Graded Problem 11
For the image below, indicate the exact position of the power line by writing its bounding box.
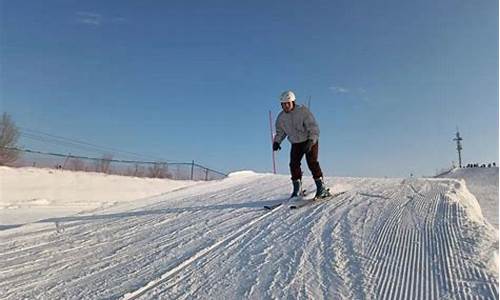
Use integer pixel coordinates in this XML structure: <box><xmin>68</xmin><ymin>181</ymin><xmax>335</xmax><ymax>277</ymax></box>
<box><xmin>20</xmin><ymin>127</ymin><xmax>158</xmax><ymax>159</ymax></box>
<box><xmin>20</xmin><ymin>132</ymin><xmax>116</xmax><ymax>156</ymax></box>
<box><xmin>18</xmin><ymin>127</ymin><xmax>168</xmax><ymax>162</ymax></box>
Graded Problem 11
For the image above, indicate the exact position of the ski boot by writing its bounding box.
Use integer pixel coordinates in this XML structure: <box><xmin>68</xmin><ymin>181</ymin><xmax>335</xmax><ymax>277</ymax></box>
<box><xmin>314</xmin><ymin>178</ymin><xmax>331</xmax><ymax>199</ymax></box>
<box><xmin>291</xmin><ymin>179</ymin><xmax>303</xmax><ymax>198</ymax></box>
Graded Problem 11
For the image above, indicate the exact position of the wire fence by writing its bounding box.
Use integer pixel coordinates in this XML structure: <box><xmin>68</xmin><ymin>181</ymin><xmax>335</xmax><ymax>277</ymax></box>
<box><xmin>4</xmin><ymin>147</ymin><xmax>227</xmax><ymax>181</ymax></box>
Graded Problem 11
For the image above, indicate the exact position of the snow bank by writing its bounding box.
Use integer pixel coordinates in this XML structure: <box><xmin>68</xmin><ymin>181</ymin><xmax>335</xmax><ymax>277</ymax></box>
<box><xmin>446</xmin><ymin>179</ymin><xmax>486</xmax><ymax>224</ymax></box>
<box><xmin>227</xmin><ymin>170</ymin><xmax>260</xmax><ymax>178</ymax></box>
<box><xmin>438</xmin><ymin>167</ymin><xmax>498</xmax><ymax>228</ymax></box>
<box><xmin>445</xmin><ymin>177</ymin><xmax>499</xmax><ymax>276</ymax></box>
<box><xmin>0</xmin><ymin>167</ymin><xmax>198</xmax><ymax>225</ymax></box>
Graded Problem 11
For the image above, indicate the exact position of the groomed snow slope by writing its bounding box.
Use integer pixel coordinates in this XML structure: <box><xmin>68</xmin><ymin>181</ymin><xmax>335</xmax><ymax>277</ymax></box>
<box><xmin>0</xmin><ymin>170</ymin><xmax>498</xmax><ymax>299</ymax></box>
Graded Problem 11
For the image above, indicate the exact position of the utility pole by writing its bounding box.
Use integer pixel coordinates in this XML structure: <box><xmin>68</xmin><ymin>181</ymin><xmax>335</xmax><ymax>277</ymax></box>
<box><xmin>453</xmin><ymin>128</ymin><xmax>463</xmax><ymax>168</ymax></box>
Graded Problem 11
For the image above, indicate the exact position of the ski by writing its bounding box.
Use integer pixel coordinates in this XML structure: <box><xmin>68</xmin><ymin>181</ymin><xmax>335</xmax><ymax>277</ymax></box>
<box><xmin>264</xmin><ymin>202</ymin><xmax>283</xmax><ymax>210</ymax></box>
<box><xmin>264</xmin><ymin>190</ymin><xmax>308</xmax><ymax>210</ymax></box>
<box><xmin>289</xmin><ymin>190</ymin><xmax>346</xmax><ymax>209</ymax></box>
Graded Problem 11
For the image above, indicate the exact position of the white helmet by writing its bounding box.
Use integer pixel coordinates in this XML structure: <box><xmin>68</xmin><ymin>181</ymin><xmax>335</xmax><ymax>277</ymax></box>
<box><xmin>280</xmin><ymin>90</ymin><xmax>296</xmax><ymax>103</ymax></box>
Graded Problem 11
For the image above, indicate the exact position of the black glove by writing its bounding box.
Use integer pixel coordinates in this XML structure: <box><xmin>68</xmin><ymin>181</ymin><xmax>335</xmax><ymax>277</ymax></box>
<box><xmin>304</xmin><ymin>139</ymin><xmax>314</xmax><ymax>153</ymax></box>
<box><xmin>273</xmin><ymin>142</ymin><xmax>281</xmax><ymax>151</ymax></box>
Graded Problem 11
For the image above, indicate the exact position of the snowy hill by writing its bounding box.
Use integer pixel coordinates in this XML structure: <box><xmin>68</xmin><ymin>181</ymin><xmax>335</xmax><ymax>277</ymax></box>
<box><xmin>0</xmin><ymin>167</ymin><xmax>198</xmax><ymax>227</ymax></box>
<box><xmin>0</xmin><ymin>167</ymin><xmax>498</xmax><ymax>299</ymax></box>
<box><xmin>437</xmin><ymin>167</ymin><xmax>499</xmax><ymax>229</ymax></box>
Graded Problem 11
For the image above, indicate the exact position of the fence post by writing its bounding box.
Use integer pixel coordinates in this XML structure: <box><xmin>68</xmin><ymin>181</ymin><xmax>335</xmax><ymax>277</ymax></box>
<box><xmin>62</xmin><ymin>153</ymin><xmax>71</xmax><ymax>169</ymax></box>
<box><xmin>191</xmin><ymin>160</ymin><xmax>195</xmax><ymax>180</ymax></box>
<box><xmin>205</xmin><ymin>168</ymin><xmax>209</xmax><ymax>181</ymax></box>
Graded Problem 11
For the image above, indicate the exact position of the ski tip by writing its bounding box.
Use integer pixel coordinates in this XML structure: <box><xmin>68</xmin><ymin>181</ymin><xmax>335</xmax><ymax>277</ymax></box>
<box><xmin>264</xmin><ymin>203</ymin><xmax>282</xmax><ymax>210</ymax></box>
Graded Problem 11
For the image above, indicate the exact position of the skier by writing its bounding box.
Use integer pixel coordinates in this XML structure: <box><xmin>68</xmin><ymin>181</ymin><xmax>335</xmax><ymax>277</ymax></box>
<box><xmin>272</xmin><ymin>90</ymin><xmax>330</xmax><ymax>199</ymax></box>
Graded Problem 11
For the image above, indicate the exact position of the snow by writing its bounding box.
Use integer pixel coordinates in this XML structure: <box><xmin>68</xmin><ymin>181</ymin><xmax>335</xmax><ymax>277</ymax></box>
<box><xmin>0</xmin><ymin>167</ymin><xmax>198</xmax><ymax>226</ymax></box>
<box><xmin>0</xmin><ymin>166</ymin><xmax>498</xmax><ymax>299</ymax></box>
<box><xmin>438</xmin><ymin>167</ymin><xmax>499</xmax><ymax>228</ymax></box>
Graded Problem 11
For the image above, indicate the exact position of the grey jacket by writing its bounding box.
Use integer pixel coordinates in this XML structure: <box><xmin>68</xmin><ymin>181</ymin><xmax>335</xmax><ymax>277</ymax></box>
<box><xmin>274</xmin><ymin>105</ymin><xmax>320</xmax><ymax>145</ymax></box>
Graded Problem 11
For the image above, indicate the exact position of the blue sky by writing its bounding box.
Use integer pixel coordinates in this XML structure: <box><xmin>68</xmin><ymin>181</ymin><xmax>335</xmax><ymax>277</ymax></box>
<box><xmin>1</xmin><ymin>0</ymin><xmax>498</xmax><ymax>177</ymax></box>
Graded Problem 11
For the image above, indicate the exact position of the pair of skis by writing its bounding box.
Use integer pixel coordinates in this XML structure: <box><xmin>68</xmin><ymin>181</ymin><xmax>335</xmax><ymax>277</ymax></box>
<box><xmin>264</xmin><ymin>189</ymin><xmax>346</xmax><ymax>210</ymax></box>
<box><xmin>263</xmin><ymin>189</ymin><xmax>309</xmax><ymax>210</ymax></box>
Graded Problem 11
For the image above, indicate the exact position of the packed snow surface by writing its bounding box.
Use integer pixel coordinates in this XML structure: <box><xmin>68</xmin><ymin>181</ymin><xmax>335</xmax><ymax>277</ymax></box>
<box><xmin>0</xmin><ymin>167</ymin><xmax>197</xmax><ymax>226</ymax></box>
<box><xmin>0</xmin><ymin>167</ymin><xmax>498</xmax><ymax>299</ymax></box>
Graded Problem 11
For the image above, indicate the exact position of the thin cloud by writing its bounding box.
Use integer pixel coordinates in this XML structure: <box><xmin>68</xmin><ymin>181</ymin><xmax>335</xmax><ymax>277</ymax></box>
<box><xmin>110</xmin><ymin>17</ymin><xmax>127</xmax><ymax>24</ymax></box>
<box><xmin>76</xmin><ymin>12</ymin><xmax>103</xmax><ymax>26</ymax></box>
<box><xmin>329</xmin><ymin>86</ymin><xmax>350</xmax><ymax>94</ymax></box>
<box><xmin>329</xmin><ymin>85</ymin><xmax>371</xmax><ymax>103</ymax></box>
<box><xmin>76</xmin><ymin>12</ymin><xmax>126</xmax><ymax>27</ymax></box>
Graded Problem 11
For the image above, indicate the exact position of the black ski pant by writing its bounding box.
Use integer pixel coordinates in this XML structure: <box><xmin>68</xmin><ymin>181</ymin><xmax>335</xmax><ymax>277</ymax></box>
<box><xmin>289</xmin><ymin>140</ymin><xmax>323</xmax><ymax>181</ymax></box>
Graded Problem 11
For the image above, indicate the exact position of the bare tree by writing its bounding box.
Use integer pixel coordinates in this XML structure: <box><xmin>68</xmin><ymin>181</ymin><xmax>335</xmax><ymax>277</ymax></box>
<box><xmin>68</xmin><ymin>158</ymin><xmax>86</xmax><ymax>171</ymax></box>
<box><xmin>125</xmin><ymin>163</ymin><xmax>145</xmax><ymax>177</ymax></box>
<box><xmin>0</xmin><ymin>113</ymin><xmax>20</xmax><ymax>165</ymax></box>
<box><xmin>95</xmin><ymin>153</ymin><xmax>113</xmax><ymax>173</ymax></box>
<box><xmin>148</xmin><ymin>162</ymin><xmax>170</xmax><ymax>178</ymax></box>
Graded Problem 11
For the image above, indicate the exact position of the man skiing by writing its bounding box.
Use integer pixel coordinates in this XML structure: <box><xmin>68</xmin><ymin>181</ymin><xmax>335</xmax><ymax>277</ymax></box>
<box><xmin>273</xmin><ymin>90</ymin><xmax>331</xmax><ymax>199</ymax></box>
